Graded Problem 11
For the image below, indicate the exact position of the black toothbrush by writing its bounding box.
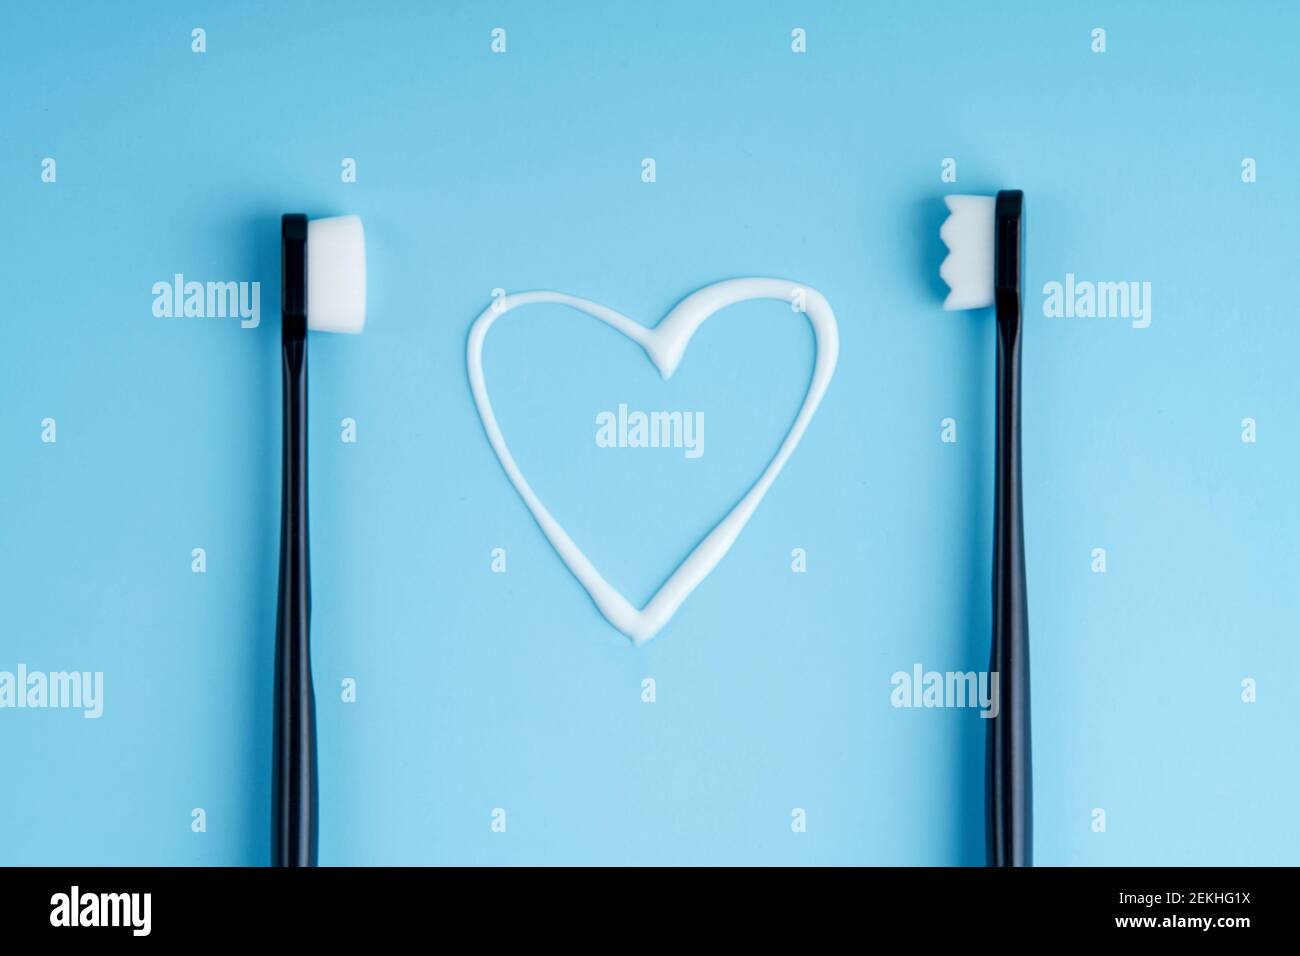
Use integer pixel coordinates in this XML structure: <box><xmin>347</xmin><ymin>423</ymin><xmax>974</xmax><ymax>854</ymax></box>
<box><xmin>939</xmin><ymin>190</ymin><xmax>1032</xmax><ymax>866</ymax></box>
<box><xmin>274</xmin><ymin>213</ymin><xmax>317</xmax><ymax>867</ymax></box>
<box><xmin>270</xmin><ymin>212</ymin><xmax>366</xmax><ymax>866</ymax></box>
<box><xmin>988</xmin><ymin>191</ymin><xmax>1031</xmax><ymax>867</ymax></box>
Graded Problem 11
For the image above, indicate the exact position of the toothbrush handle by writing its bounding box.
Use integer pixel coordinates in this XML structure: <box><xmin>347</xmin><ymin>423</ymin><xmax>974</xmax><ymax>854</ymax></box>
<box><xmin>273</xmin><ymin>215</ymin><xmax>317</xmax><ymax>867</ymax></box>
<box><xmin>989</xmin><ymin>301</ymin><xmax>1032</xmax><ymax>867</ymax></box>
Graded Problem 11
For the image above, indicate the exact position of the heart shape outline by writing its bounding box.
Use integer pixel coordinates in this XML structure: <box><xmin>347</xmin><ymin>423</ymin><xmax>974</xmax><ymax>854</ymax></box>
<box><xmin>467</xmin><ymin>278</ymin><xmax>839</xmax><ymax>644</ymax></box>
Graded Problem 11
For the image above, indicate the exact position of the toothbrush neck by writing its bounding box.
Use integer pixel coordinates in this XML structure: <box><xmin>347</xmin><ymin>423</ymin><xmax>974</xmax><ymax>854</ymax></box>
<box><xmin>283</xmin><ymin>314</ymin><xmax>306</xmax><ymax>343</ymax></box>
<box><xmin>996</xmin><ymin>292</ymin><xmax>1022</xmax><ymax>348</ymax></box>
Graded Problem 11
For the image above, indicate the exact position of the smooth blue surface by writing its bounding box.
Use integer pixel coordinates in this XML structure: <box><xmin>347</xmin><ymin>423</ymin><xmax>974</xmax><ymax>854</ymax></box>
<box><xmin>1</xmin><ymin>0</ymin><xmax>1296</xmax><ymax>865</ymax></box>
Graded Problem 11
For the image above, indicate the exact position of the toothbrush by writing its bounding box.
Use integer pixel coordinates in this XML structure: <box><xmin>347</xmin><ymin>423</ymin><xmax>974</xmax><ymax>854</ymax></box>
<box><xmin>940</xmin><ymin>191</ymin><xmax>1031</xmax><ymax>867</ymax></box>
<box><xmin>274</xmin><ymin>213</ymin><xmax>366</xmax><ymax>867</ymax></box>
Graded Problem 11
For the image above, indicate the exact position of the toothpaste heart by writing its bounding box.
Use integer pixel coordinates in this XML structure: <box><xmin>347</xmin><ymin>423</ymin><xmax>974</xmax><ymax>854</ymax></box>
<box><xmin>466</xmin><ymin>278</ymin><xmax>839</xmax><ymax>644</ymax></box>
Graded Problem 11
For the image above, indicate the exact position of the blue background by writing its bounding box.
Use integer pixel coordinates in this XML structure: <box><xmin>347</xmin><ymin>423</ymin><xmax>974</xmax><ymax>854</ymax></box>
<box><xmin>2</xmin><ymin>0</ymin><xmax>1296</xmax><ymax>865</ymax></box>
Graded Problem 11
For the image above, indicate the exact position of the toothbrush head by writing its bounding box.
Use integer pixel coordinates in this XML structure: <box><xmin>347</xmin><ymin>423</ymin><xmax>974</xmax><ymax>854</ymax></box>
<box><xmin>939</xmin><ymin>191</ymin><xmax>1024</xmax><ymax>313</ymax></box>
<box><xmin>939</xmin><ymin>195</ymin><xmax>995</xmax><ymax>310</ymax></box>
<box><xmin>307</xmin><ymin>215</ymin><xmax>367</xmax><ymax>334</ymax></box>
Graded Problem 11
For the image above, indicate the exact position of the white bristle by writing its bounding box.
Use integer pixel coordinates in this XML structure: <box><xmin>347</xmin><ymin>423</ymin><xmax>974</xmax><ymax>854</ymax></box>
<box><xmin>307</xmin><ymin>215</ymin><xmax>367</xmax><ymax>334</ymax></box>
<box><xmin>939</xmin><ymin>195</ymin><xmax>994</xmax><ymax>310</ymax></box>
